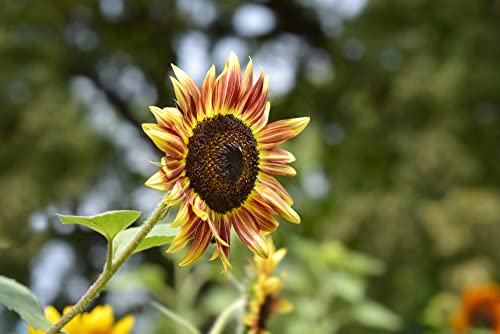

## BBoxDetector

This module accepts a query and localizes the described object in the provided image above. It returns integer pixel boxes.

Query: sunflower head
[452,283,500,333]
[143,52,309,272]
[243,238,293,334]
[27,304,134,334]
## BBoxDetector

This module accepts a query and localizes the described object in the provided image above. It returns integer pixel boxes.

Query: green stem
[227,272,245,293]
[208,298,246,334]
[46,198,169,334]
[105,237,113,273]
[151,301,200,334]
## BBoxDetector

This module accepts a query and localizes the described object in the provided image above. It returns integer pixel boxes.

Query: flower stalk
[46,198,170,334]
[208,298,246,334]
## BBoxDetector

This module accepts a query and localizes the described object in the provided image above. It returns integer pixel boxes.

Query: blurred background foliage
[1,0,500,333]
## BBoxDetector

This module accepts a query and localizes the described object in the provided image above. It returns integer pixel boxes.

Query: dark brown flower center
[257,295,273,330]
[470,305,496,329]
[185,114,259,214]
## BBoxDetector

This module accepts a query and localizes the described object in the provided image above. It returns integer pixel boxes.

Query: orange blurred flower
[452,283,500,333]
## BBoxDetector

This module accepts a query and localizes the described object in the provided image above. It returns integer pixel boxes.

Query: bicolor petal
[256,117,310,145]
[142,123,187,159]
[232,209,269,258]
[179,222,212,266]
[259,161,297,177]
[257,185,300,224]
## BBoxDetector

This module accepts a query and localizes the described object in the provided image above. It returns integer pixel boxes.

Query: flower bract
[243,238,292,334]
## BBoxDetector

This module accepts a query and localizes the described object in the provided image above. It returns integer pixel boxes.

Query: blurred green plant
[2,0,500,333]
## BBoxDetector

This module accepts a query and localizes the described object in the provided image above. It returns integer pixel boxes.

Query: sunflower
[452,283,500,333]
[143,52,309,271]
[243,238,292,334]
[27,304,134,334]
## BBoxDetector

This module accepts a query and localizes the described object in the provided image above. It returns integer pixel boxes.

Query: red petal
[240,71,268,124]
[170,76,197,128]
[260,161,297,176]
[172,64,200,102]
[213,52,241,112]
[232,208,269,258]
[149,106,189,140]
[206,213,229,247]
[241,57,254,94]
[201,65,216,116]
[248,101,270,133]
[256,117,310,145]
[256,184,300,224]
[245,199,280,232]
[163,177,189,205]
[167,215,201,253]
[161,156,185,179]
[261,148,295,164]
[179,222,211,266]
[257,173,293,205]
[145,169,175,191]
[142,123,187,159]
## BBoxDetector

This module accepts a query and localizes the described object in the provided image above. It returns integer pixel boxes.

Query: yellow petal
[111,315,135,334]
[62,306,83,334]
[192,194,209,221]
[81,305,114,332]
[27,326,44,334]
[44,306,62,323]
[170,200,190,228]
[145,169,172,191]
[273,299,294,314]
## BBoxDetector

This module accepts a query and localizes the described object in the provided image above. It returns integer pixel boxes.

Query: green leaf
[58,210,141,241]
[351,301,402,331]
[108,264,167,293]
[327,272,365,302]
[0,275,53,332]
[112,224,179,261]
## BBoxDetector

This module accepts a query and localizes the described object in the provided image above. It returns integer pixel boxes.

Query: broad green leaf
[112,224,178,261]
[0,275,53,332]
[58,210,141,241]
